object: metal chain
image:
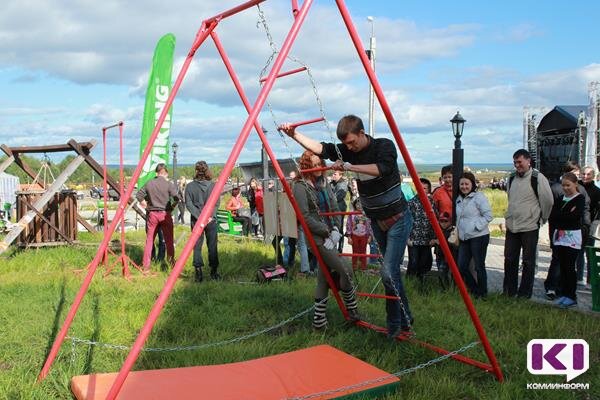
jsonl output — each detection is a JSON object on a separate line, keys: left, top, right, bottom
{"left": 255, "top": 5, "right": 356, "bottom": 296}
{"left": 283, "top": 341, "right": 480, "bottom": 400}
{"left": 255, "top": 4, "right": 413, "bottom": 332}
{"left": 70, "top": 336, "right": 77, "bottom": 366}
{"left": 67, "top": 303, "right": 314, "bottom": 353}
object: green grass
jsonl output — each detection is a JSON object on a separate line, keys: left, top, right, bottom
{"left": 482, "top": 189, "right": 508, "bottom": 218}
{"left": 0, "top": 229, "right": 598, "bottom": 399}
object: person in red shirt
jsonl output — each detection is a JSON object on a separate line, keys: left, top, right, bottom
{"left": 432, "top": 164, "right": 453, "bottom": 220}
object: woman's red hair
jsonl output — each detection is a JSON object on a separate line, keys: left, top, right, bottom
{"left": 296, "top": 150, "right": 325, "bottom": 180}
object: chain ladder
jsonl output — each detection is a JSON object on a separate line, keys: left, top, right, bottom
{"left": 67, "top": 303, "right": 315, "bottom": 353}
{"left": 283, "top": 341, "right": 481, "bottom": 400}
{"left": 255, "top": 4, "right": 413, "bottom": 332}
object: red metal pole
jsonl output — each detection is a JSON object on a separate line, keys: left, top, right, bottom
{"left": 211, "top": 28, "right": 349, "bottom": 316}
{"left": 37, "top": 20, "right": 218, "bottom": 383}
{"left": 259, "top": 66, "right": 307, "bottom": 83}
{"left": 300, "top": 166, "right": 331, "bottom": 173}
{"left": 118, "top": 122, "right": 130, "bottom": 277}
{"left": 335, "top": 0, "right": 503, "bottom": 382}
{"left": 289, "top": 116, "right": 325, "bottom": 128}
{"left": 339, "top": 253, "right": 379, "bottom": 258}
{"left": 355, "top": 320, "right": 494, "bottom": 372}
{"left": 357, "top": 292, "right": 400, "bottom": 300}
{"left": 319, "top": 210, "right": 362, "bottom": 216}
{"left": 104, "top": 3, "right": 315, "bottom": 398}
{"left": 204, "top": 0, "right": 266, "bottom": 25}
{"left": 102, "top": 128, "right": 108, "bottom": 269}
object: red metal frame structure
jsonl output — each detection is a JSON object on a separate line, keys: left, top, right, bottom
{"left": 100, "top": 122, "right": 142, "bottom": 278}
{"left": 38, "top": 1, "right": 503, "bottom": 397}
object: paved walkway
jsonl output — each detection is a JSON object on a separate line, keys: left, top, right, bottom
{"left": 484, "top": 240, "right": 596, "bottom": 313}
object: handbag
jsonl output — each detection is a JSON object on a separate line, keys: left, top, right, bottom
{"left": 257, "top": 265, "right": 287, "bottom": 283}
{"left": 251, "top": 210, "right": 260, "bottom": 226}
{"left": 447, "top": 227, "right": 459, "bottom": 247}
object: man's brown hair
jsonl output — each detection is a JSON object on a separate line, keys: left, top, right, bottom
{"left": 336, "top": 114, "right": 365, "bottom": 140}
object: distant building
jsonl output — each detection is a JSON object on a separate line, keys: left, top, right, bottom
{"left": 238, "top": 158, "right": 298, "bottom": 184}
{"left": 523, "top": 82, "right": 600, "bottom": 183}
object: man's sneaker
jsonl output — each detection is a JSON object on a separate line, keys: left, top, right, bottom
{"left": 545, "top": 290, "right": 557, "bottom": 301}
{"left": 560, "top": 297, "right": 577, "bottom": 309}
{"left": 387, "top": 318, "right": 415, "bottom": 339}
{"left": 554, "top": 296, "right": 567, "bottom": 306}
{"left": 210, "top": 272, "right": 222, "bottom": 280}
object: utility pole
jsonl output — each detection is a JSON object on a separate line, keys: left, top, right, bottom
{"left": 367, "top": 16, "right": 376, "bottom": 137}
{"left": 261, "top": 126, "right": 269, "bottom": 180}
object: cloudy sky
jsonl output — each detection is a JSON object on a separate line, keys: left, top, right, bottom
{"left": 1, "top": 0, "right": 600, "bottom": 167}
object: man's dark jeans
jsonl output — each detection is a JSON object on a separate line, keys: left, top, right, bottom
{"left": 192, "top": 219, "right": 219, "bottom": 272}
{"left": 503, "top": 229, "right": 539, "bottom": 298}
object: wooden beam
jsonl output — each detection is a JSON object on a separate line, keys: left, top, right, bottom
{"left": 68, "top": 139, "right": 146, "bottom": 220}
{"left": 0, "top": 154, "right": 15, "bottom": 174}
{"left": 5, "top": 142, "right": 95, "bottom": 154}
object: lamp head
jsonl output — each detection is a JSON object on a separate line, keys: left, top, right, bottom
{"left": 450, "top": 111, "right": 466, "bottom": 140}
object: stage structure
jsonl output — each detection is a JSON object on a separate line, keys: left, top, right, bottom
{"left": 39, "top": 1, "right": 503, "bottom": 398}
{"left": 524, "top": 81, "right": 600, "bottom": 180}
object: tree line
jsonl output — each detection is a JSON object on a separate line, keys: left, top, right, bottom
{"left": 0, "top": 155, "right": 243, "bottom": 188}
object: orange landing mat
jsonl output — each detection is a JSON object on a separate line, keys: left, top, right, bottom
{"left": 71, "top": 345, "right": 399, "bottom": 399}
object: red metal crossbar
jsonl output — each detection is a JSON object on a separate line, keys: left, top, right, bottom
{"left": 319, "top": 211, "right": 362, "bottom": 216}
{"left": 356, "top": 292, "right": 399, "bottom": 300}
{"left": 355, "top": 320, "right": 493, "bottom": 373}
{"left": 289, "top": 116, "right": 325, "bottom": 128}
{"left": 339, "top": 253, "right": 380, "bottom": 258}
{"left": 299, "top": 165, "right": 331, "bottom": 173}
{"left": 259, "top": 66, "right": 307, "bottom": 83}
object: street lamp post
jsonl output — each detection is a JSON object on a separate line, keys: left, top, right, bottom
{"left": 367, "top": 16, "right": 376, "bottom": 137}
{"left": 261, "top": 126, "right": 269, "bottom": 180}
{"left": 450, "top": 111, "right": 466, "bottom": 226}
{"left": 172, "top": 142, "right": 179, "bottom": 223}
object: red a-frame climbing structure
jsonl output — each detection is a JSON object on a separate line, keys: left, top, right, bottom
{"left": 39, "top": 1, "right": 504, "bottom": 398}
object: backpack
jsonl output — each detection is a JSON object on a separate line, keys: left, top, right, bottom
{"left": 508, "top": 169, "right": 539, "bottom": 200}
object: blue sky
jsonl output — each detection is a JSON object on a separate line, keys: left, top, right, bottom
{"left": 1, "top": 0, "right": 599, "bottom": 168}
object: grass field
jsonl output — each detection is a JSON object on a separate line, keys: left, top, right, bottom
{"left": 0, "top": 228, "right": 598, "bottom": 399}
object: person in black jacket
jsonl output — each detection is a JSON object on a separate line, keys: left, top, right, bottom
{"left": 185, "top": 161, "right": 220, "bottom": 282}
{"left": 548, "top": 172, "right": 585, "bottom": 308}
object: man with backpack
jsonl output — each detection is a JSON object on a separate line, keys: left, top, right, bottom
{"left": 503, "top": 149, "right": 553, "bottom": 298}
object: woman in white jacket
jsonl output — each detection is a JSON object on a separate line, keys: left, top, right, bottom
{"left": 456, "top": 171, "right": 493, "bottom": 297}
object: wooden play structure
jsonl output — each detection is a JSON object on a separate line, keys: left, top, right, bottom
{"left": 15, "top": 189, "right": 79, "bottom": 247}
{"left": 0, "top": 139, "right": 146, "bottom": 254}
{"left": 39, "top": 1, "right": 504, "bottom": 399}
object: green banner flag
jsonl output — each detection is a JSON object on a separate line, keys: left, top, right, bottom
{"left": 137, "top": 33, "right": 176, "bottom": 189}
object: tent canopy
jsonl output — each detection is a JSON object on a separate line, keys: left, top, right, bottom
{"left": 0, "top": 172, "right": 19, "bottom": 206}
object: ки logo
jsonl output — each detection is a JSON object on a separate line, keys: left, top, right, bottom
{"left": 527, "top": 339, "right": 589, "bottom": 381}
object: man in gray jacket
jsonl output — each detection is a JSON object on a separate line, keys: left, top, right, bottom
{"left": 185, "top": 161, "right": 220, "bottom": 282}
{"left": 503, "top": 149, "right": 554, "bottom": 298}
